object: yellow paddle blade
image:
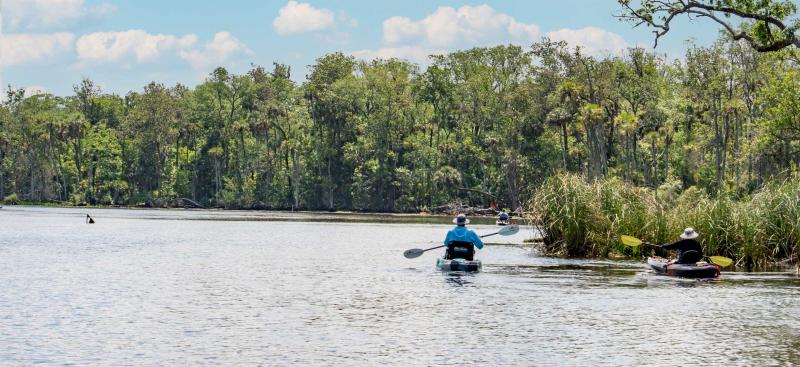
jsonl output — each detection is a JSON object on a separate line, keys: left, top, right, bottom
{"left": 708, "top": 256, "right": 733, "bottom": 268}
{"left": 620, "top": 235, "right": 643, "bottom": 247}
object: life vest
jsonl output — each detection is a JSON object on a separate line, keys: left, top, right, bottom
{"left": 445, "top": 241, "right": 475, "bottom": 260}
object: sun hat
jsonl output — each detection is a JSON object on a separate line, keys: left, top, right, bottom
{"left": 680, "top": 227, "right": 699, "bottom": 239}
{"left": 453, "top": 214, "right": 470, "bottom": 225}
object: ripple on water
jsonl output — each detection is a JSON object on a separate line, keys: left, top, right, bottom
{"left": 0, "top": 206, "right": 798, "bottom": 366}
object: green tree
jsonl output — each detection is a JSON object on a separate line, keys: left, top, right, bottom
{"left": 618, "top": 0, "right": 800, "bottom": 51}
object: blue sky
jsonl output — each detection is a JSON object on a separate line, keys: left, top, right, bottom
{"left": 1, "top": 0, "right": 725, "bottom": 96}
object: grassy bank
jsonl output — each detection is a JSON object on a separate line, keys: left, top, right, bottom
{"left": 527, "top": 174, "right": 799, "bottom": 269}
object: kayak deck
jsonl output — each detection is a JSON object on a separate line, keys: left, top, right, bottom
{"left": 437, "top": 258, "right": 482, "bottom": 272}
{"left": 648, "top": 257, "right": 720, "bottom": 278}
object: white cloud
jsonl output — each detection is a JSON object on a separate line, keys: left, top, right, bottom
{"left": 351, "top": 46, "right": 440, "bottom": 65}
{"left": 383, "top": 5, "right": 541, "bottom": 48}
{"left": 23, "top": 86, "right": 48, "bottom": 97}
{"left": 273, "top": 1, "right": 335, "bottom": 35}
{"left": 0, "top": 33, "right": 75, "bottom": 66}
{"left": 2, "top": 0, "right": 116, "bottom": 31}
{"left": 76, "top": 30, "right": 198, "bottom": 63}
{"left": 383, "top": 17, "right": 421, "bottom": 44}
{"left": 357, "top": 5, "right": 631, "bottom": 63}
{"left": 362, "top": 4, "right": 541, "bottom": 63}
{"left": 546, "top": 27, "right": 630, "bottom": 56}
{"left": 179, "top": 32, "right": 252, "bottom": 71}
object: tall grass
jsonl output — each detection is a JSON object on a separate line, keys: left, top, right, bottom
{"left": 527, "top": 173, "right": 800, "bottom": 268}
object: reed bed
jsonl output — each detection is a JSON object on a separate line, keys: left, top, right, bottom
{"left": 527, "top": 173, "right": 799, "bottom": 268}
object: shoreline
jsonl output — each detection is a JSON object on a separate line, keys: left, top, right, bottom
{"left": 0, "top": 201, "right": 512, "bottom": 218}
{"left": 0, "top": 204, "right": 520, "bottom": 227}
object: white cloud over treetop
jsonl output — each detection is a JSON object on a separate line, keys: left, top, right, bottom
{"left": 383, "top": 5, "right": 540, "bottom": 48}
{"left": 3, "top": 0, "right": 116, "bottom": 31}
{"left": 356, "top": 4, "right": 629, "bottom": 64}
{"left": 74, "top": 30, "right": 250, "bottom": 72}
{"left": 273, "top": 1, "right": 335, "bottom": 35}
{"left": 23, "top": 86, "right": 48, "bottom": 97}
{"left": 76, "top": 30, "right": 198, "bottom": 63}
{"left": 1, "top": 33, "right": 75, "bottom": 66}
{"left": 546, "top": 27, "right": 630, "bottom": 57}
{"left": 351, "top": 46, "right": 442, "bottom": 65}
{"left": 179, "top": 32, "right": 252, "bottom": 71}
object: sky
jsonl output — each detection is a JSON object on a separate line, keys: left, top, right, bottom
{"left": 0, "top": 0, "right": 727, "bottom": 96}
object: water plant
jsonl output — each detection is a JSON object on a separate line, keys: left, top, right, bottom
{"left": 528, "top": 173, "right": 800, "bottom": 268}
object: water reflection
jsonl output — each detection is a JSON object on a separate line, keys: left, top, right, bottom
{"left": 442, "top": 273, "right": 475, "bottom": 287}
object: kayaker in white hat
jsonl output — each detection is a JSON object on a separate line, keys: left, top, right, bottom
{"left": 645, "top": 227, "right": 704, "bottom": 264}
{"left": 442, "top": 214, "right": 484, "bottom": 261}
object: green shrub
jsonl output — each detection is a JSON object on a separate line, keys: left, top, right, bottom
{"left": 527, "top": 173, "right": 800, "bottom": 267}
{"left": 3, "top": 193, "right": 18, "bottom": 204}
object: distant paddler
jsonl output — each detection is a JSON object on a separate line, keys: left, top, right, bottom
{"left": 86, "top": 214, "right": 95, "bottom": 224}
{"left": 497, "top": 210, "right": 510, "bottom": 226}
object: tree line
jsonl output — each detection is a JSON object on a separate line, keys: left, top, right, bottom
{"left": 2, "top": 35, "right": 800, "bottom": 212}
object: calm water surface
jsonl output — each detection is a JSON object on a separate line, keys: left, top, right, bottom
{"left": 1, "top": 206, "right": 798, "bottom": 366}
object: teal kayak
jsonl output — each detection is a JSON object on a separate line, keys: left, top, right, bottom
{"left": 436, "top": 258, "right": 482, "bottom": 272}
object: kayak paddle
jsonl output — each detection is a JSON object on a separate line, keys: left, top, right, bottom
{"left": 706, "top": 255, "right": 733, "bottom": 268}
{"left": 620, "top": 234, "right": 734, "bottom": 268}
{"left": 620, "top": 235, "right": 646, "bottom": 247}
{"left": 403, "top": 224, "right": 520, "bottom": 259}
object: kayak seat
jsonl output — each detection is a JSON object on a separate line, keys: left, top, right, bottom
{"left": 445, "top": 241, "right": 475, "bottom": 261}
{"left": 676, "top": 250, "right": 703, "bottom": 264}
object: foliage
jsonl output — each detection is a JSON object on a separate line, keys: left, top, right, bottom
{"left": 618, "top": 0, "right": 800, "bottom": 51}
{"left": 528, "top": 173, "right": 800, "bottom": 267}
{"left": 1, "top": 33, "right": 800, "bottom": 223}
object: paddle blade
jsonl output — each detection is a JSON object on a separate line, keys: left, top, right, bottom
{"left": 620, "top": 235, "right": 643, "bottom": 247}
{"left": 498, "top": 224, "right": 520, "bottom": 236}
{"left": 404, "top": 248, "right": 424, "bottom": 259}
{"left": 708, "top": 256, "right": 733, "bottom": 268}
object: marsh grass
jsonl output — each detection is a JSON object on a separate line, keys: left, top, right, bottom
{"left": 528, "top": 174, "right": 800, "bottom": 268}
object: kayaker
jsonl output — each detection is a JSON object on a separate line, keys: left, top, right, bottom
{"left": 443, "top": 214, "right": 484, "bottom": 261}
{"left": 498, "top": 211, "right": 509, "bottom": 222}
{"left": 646, "top": 228, "right": 703, "bottom": 264}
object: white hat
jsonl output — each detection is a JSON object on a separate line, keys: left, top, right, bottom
{"left": 453, "top": 214, "right": 470, "bottom": 225}
{"left": 680, "top": 227, "right": 699, "bottom": 239}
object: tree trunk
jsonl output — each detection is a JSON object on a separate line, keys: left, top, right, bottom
{"left": 292, "top": 148, "right": 300, "bottom": 209}
{"left": 561, "top": 122, "right": 569, "bottom": 170}
{"left": 625, "top": 133, "right": 631, "bottom": 182}
{"left": 327, "top": 158, "right": 333, "bottom": 210}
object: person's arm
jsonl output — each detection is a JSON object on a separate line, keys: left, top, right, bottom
{"left": 444, "top": 230, "right": 453, "bottom": 246}
{"left": 660, "top": 240, "right": 681, "bottom": 251}
{"left": 470, "top": 230, "right": 484, "bottom": 249}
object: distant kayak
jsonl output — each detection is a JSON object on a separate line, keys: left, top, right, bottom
{"left": 437, "top": 258, "right": 482, "bottom": 272}
{"left": 647, "top": 257, "right": 720, "bottom": 278}
{"left": 496, "top": 220, "right": 510, "bottom": 226}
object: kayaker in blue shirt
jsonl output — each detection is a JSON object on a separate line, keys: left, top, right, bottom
{"left": 497, "top": 210, "right": 510, "bottom": 225}
{"left": 443, "top": 214, "right": 484, "bottom": 260}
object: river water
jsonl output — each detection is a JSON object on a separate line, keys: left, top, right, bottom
{"left": 1, "top": 206, "right": 798, "bottom": 366}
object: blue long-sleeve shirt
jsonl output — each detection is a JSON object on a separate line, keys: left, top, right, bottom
{"left": 444, "top": 226, "right": 484, "bottom": 249}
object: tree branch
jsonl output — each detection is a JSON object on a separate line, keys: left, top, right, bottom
{"left": 617, "top": 0, "right": 800, "bottom": 52}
